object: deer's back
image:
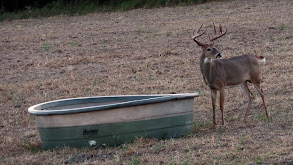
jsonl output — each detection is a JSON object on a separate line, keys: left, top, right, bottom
{"left": 207, "top": 54, "right": 261, "bottom": 88}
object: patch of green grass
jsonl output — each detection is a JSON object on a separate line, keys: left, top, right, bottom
{"left": 154, "top": 143, "right": 166, "bottom": 153}
{"left": 266, "top": 47, "right": 273, "bottom": 52}
{"left": 137, "top": 28, "right": 145, "bottom": 35}
{"left": 204, "top": 5, "right": 211, "bottom": 9}
{"left": 148, "top": 75, "right": 154, "bottom": 80}
{"left": 7, "top": 90, "right": 26, "bottom": 108}
{"left": 153, "top": 30, "right": 159, "bottom": 34}
{"left": 130, "top": 155, "right": 141, "bottom": 165}
{"left": 284, "top": 113, "right": 291, "bottom": 122}
{"left": 255, "top": 157, "right": 262, "bottom": 165}
{"left": 168, "top": 161, "right": 176, "bottom": 165}
{"left": 23, "top": 138, "right": 42, "bottom": 153}
{"left": 43, "top": 43, "right": 52, "bottom": 51}
{"left": 70, "top": 41, "right": 80, "bottom": 46}
{"left": 239, "top": 133, "right": 248, "bottom": 146}
{"left": 270, "top": 37, "right": 275, "bottom": 42}
{"left": 257, "top": 113, "right": 270, "bottom": 122}
{"left": 0, "top": 157, "right": 5, "bottom": 164}
{"left": 146, "top": 62, "right": 152, "bottom": 68}
{"left": 92, "top": 79, "right": 105, "bottom": 87}
{"left": 288, "top": 101, "right": 293, "bottom": 111}
{"left": 193, "top": 119, "right": 212, "bottom": 130}
{"left": 120, "top": 144, "right": 129, "bottom": 154}
{"left": 279, "top": 24, "right": 287, "bottom": 31}
{"left": 101, "top": 40, "right": 108, "bottom": 44}
{"left": 182, "top": 160, "right": 190, "bottom": 165}
{"left": 198, "top": 90, "right": 206, "bottom": 96}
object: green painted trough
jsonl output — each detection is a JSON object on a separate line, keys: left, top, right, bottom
{"left": 28, "top": 93, "right": 198, "bottom": 149}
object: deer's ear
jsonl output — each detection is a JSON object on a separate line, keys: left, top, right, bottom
{"left": 200, "top": 46, "right": 207, "bottom": 51}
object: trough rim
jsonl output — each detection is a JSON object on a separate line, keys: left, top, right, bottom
{"left": 28, "top": 93, "right": 198, "bottom": 116}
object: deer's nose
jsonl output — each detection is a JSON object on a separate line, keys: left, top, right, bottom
{"left": 216, "top": 53, "right": 222, "bottom": 58}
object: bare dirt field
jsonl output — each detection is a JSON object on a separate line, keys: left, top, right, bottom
{"left": 1, "top": 0, "right": 293, "bottom": 164}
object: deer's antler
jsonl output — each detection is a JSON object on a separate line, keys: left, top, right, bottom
{"left": 192, "top": 22, "right": 207, "bottom": 47}
{"left": 209, "top": 21, "right": 227, "bottom": 42}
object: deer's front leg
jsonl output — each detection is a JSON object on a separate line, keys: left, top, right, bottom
{"left": 219, "top": 88, "right": 225, "bottom": 125}
{"left": 211, "top": 89, "right": 217, "bottom": 127}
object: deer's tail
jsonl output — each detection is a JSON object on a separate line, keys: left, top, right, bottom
{"left": 257, "top": 56, "right": 266, "bottom": 64}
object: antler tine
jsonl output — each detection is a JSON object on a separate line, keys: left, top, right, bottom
{"left": 192, "top": 22, "right": 206, "bottom": 39}
{"left": 197, "top": 23, "right": 204, "bottom": 34}
{"left": 212, "top": 21, "right": 216, "bottom": 35}
{"left": 192, "top": 22, "right": 208, "bottom": 47}
{"left": 219, "top": 24, "right": 223, "bottom": 33}
{"left": 209, "top": 23, "right": 227, "bottom": 42}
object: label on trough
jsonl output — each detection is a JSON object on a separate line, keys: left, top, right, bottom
{"left": 83, "top": 129, "right": 99, "bottom": 136}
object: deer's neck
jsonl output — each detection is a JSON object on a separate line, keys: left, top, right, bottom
{"left": 200, "top": 54, "right": 211, "bottom": 74}
{"left": 200, "top": 54, "right": 215, "bottom": 88}
{"left": 200, "top": 55, "right": 205, "bottom": 74}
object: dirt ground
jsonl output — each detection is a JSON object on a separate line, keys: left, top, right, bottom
{"left": 0, "top": 0, "right": 293, "bottom": 164}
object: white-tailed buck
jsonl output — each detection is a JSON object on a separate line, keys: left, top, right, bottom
{"left": 192, "top": 22, "right": 270, "bottom": 127}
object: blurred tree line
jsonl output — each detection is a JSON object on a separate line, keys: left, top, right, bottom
{"left": 0, "top": 0, "right": 112, "bottom": 12}
{"left": 0, "top": 0, "right": 208, "bottom": 12}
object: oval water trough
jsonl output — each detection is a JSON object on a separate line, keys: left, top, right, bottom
{"left": 28, "top": 93, "right": 199, "bottom": 149}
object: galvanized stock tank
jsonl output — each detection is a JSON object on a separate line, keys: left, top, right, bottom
{"left": 28, "top": 93, "right": 198, "bottom": 149}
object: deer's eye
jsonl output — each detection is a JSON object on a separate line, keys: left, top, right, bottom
{"left": 207, "top": 48, "right": 212, "bottom": 51}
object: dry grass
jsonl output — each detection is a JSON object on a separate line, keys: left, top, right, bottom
{"left": 1, "top": 0, "right": 293, "bottom": 164}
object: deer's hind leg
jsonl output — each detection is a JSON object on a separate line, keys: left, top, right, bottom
{"left": 253, "top": 82, "right": 270, "bottom": 121}
{"left": 240, "top": 81, "right": 253, "bottom": 122}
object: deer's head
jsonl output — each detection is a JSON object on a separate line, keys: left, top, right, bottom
{"left": 192, "top": 22, "right": 227, "bottom": 59}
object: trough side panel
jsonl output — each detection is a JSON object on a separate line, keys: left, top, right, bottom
{"left": 35, "top": 99, "right": 194, "bottom": 128}
{"left": 38, "top": 113, "right": 193, "bottom": 149}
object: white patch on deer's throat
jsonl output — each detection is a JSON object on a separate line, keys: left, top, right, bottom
{"left": 259, "top": 57, "right": 266, "bottom": 64}
{"left": 204, "top": 58, "right": 211, "bottom": 64}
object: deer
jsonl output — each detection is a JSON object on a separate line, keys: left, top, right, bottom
{"left": 192, "top": 22, "right": 270, "bottom": 128}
